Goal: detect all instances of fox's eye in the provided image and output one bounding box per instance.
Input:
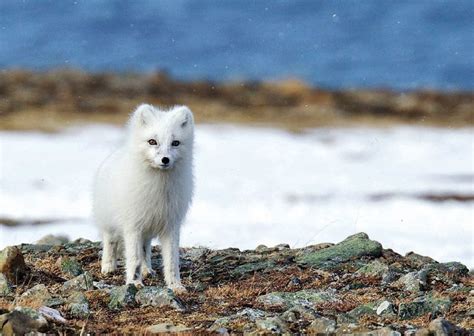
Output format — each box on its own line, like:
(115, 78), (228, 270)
(148, 139), (157, 146)
(171, 140), (180, 147)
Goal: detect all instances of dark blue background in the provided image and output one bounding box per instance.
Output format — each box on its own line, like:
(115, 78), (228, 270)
(1, 0), (473, 89)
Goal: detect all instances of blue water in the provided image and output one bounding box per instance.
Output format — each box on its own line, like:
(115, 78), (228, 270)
(1, 0), (473, 90)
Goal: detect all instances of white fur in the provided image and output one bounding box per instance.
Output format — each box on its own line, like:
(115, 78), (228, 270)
(93, 104), (194, 292)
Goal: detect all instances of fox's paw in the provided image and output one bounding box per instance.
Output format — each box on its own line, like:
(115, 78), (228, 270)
(141, 265), (156, 278)
(126, 279), (144, 288)
(101, 263), (116, 275)
(168, 283), (187, 295)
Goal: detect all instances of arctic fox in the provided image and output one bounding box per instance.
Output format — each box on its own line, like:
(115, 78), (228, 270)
(93, 104), (194, 293)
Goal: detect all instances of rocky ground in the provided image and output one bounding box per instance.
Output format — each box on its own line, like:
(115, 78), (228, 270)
(0, 69), (472, 131)
(0, 233), (472, 335)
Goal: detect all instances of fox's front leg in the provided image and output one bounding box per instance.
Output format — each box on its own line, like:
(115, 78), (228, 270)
(141, 237), (156, 278)
(124, 231), (144, 286)
(160, 226), (186, 293)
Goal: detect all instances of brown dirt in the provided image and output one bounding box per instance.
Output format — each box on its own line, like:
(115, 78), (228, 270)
(0, 69), (472, 132)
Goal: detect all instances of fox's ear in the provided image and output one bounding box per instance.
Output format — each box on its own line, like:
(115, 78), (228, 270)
(174, 106), (194, 128)
(133, 104), (156, 126)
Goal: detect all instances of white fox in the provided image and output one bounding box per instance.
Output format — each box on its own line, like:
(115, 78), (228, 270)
(93, 104), (194, 293)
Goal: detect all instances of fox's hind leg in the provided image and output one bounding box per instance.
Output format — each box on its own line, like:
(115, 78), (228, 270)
(141, 237), (156, 278)
(101, 230), (118, 274)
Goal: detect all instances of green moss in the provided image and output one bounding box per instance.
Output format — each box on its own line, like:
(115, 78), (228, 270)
(296, 232), (382, 269)
(60, 257), (83, 277)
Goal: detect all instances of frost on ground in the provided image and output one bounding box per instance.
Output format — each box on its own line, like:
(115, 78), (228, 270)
(0, 125), (473, 267)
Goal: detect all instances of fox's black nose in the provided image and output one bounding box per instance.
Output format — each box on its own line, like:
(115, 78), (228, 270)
(161, 157), (170, 164)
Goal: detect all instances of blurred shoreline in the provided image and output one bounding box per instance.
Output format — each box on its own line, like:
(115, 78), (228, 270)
(0, 69), (472, 132)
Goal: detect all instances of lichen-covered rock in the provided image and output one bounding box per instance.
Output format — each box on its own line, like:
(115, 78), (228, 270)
(296, 232), (382, 268)
(306, 316), (336, 334)
(395, 269), (427, 292)
(405, 252), (436, 267)
(356, 260), (389, 277)
(36, 234), (69, 245)
(209, 308), (267, 332)
(0, 273), (11, 296)
(0, 246), (27, 283)
(280, 304), (319, 323)
(67, 291), (90, 318)
(0, 234), (470, 334)
(257, 289), (337, 309)
(441, 261), (469, 277)
(398, 295), (451, 320)
(230, 260), (276, 277)
(2, 307), (49, 334)
(108, 284), (137, 310)
(17, 284), (64, 307)
(339, 300), (398, 324)
(358, 327), (401, 336)
(135, 286), (185, 311)
(146, 322), (191, 334)
(57, 256), (83, 277)
(237, 308), (267, 321)
(62, 271), (94, 291)
(427, 317), (465, 335)
(255, 317), (290, 334)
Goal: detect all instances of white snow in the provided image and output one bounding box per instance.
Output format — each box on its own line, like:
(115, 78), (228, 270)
(0, 125), (473, 267)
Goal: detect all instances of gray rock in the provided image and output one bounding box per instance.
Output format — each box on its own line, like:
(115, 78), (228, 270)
(358, 327), (401, 335)
(62, 271), (94, 291)
(38, 306), (67, 324)
(17, 284), (64, 307)
(236, 308), (267, 321)
(405, 252), (436, 267)
(57, 256), (83, 277)
(339, 300), (396, 323)
(296, 232), (383, 268)
(67, 291), (90, 318)
(398, 295), (451, 320)
(307, 316), (336, 334)
(73, 238), (92, 244)
(441, 261), (469, 277)
(0, 273), (11, 296)
(356, 260), (389, 277)
(209, 316), (233, 332)
(146, 322), (191, 334)
(108, 284), (137, 310)
(428, 317), (464, 335)
(230, 260), (276, 276)
(255, 244), (268, 252)
(381, 269), (402, 285)
(183, 247), (209, 261)
(36, 234), (69, 245)
(395, 269), (427, 292)
(347, 301), (379, 318)
(255, 317), (290, 334)
(208, 308), (267, 332)
(93, 280), (115, 291)
(0, 246), (27, 283)
(257, 289), (337, 309)
(275, 243), (291, 250)
(280, 304), (319, 323)
(135, 286), (185, 311)
(376, 300), (395, 316)
(1, 307), (49, 335)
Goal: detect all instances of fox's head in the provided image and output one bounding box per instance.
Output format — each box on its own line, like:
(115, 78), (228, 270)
(128, 104), (194, 170)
